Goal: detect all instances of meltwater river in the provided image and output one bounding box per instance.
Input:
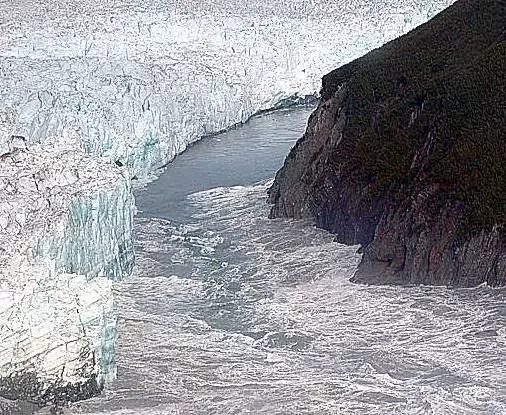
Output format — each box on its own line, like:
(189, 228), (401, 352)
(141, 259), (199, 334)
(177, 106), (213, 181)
(73, 107), (506, 414)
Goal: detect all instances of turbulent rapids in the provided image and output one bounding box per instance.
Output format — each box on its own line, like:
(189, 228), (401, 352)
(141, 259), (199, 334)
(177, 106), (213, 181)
(71, 108), (506, 415)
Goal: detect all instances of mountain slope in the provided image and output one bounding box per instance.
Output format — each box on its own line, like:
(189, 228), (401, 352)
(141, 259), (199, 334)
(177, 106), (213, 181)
(269, 0), (506, 286)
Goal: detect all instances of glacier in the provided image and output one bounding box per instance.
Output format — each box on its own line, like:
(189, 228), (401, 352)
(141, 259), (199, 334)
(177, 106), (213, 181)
(0, 0), (457, 407)
(0, 0), (457, 176)
(0, 150), (134, 405)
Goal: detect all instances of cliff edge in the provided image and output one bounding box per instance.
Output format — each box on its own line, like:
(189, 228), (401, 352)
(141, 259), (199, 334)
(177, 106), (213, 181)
(269, 0), (506, 287)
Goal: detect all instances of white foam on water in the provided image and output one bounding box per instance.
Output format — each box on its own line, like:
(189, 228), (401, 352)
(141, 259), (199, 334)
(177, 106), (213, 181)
(69, 182), (506, 414)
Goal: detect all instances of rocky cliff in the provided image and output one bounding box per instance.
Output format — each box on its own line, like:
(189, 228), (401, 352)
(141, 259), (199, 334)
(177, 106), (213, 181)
(269, 0), (506, 287)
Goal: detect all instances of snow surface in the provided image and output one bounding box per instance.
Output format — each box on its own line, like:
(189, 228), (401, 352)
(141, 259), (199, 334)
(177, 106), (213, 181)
(0, 0), (456, 401)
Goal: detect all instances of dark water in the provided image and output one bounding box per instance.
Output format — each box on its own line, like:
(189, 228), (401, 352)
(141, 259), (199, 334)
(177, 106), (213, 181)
(135, 107), (313, 222)
(72, 107), (506, 415)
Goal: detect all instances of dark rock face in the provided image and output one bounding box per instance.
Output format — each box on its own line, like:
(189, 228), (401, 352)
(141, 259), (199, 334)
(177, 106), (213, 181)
(269, 0), (506, 287)
(269, 85), (385, 247)
(352, 197), (506, 286)
(0, 372), (102, 414)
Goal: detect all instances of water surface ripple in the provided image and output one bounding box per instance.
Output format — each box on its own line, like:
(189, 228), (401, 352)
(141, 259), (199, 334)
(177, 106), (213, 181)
(74, 108), (506, 414)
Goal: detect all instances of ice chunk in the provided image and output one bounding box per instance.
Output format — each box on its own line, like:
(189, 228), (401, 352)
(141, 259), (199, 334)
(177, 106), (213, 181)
(0, 150), (134, 401)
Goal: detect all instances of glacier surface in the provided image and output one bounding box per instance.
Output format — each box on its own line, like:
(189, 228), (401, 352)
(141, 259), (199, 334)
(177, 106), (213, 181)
(1, 0), (457, 176)
(0, 0), (456, 405)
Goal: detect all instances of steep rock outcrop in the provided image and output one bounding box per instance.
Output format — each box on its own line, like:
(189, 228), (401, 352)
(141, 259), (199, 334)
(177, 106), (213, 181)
(269, 0), (506, 287)
(269, 85), (385, 247)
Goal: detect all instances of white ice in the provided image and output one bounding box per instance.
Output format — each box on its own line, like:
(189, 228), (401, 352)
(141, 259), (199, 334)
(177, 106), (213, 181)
(0, 150), (134, 393)
(0, 0), (457, 176)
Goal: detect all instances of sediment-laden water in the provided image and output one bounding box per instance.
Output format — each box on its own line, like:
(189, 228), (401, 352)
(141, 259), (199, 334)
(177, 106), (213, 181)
(72, 107), (506, 415)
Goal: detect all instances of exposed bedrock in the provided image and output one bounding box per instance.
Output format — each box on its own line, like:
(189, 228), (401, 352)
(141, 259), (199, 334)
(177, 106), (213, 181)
(269, 0), (506, 287)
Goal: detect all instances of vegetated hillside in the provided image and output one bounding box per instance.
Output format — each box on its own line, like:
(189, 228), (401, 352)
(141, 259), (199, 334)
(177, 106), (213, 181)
(269, 0), (506, 286)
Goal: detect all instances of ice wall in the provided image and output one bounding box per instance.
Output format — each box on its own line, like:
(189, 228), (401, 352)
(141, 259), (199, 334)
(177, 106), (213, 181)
(0, 0), (457, 177)
(0, 150), (134, 403)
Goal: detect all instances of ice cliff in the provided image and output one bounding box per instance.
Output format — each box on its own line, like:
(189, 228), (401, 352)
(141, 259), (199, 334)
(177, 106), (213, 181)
(0, 0), (457, 407)
(0, 150), (134, 407)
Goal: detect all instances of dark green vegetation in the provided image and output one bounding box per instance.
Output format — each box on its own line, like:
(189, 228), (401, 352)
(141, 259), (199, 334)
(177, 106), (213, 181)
(322, 0), (506, 235)
(270, 0), (506, 286)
